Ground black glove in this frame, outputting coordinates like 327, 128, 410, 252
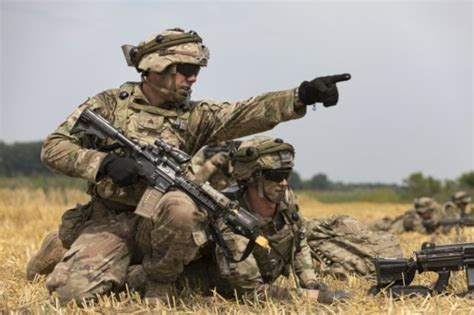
298, 73, 351, 107
98, 154, 140, 187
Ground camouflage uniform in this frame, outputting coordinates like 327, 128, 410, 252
188, 141, 238, 191
443, 191, 472, 218
41, 30, 306, 304
370, 197, 444, 234
179, 137, 324, 301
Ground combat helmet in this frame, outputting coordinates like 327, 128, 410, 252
121, 28, 209, 104
413, 197, 438, 214
122, 28, 209, 73
232, 136, 294, 199
451, 191, 471, 205
232, 137, 294, 180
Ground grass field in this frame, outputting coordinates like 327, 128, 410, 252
1, 188, 474, 314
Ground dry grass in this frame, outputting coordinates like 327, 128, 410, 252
1, 188, 474, 314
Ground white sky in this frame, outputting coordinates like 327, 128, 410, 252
1, 0, 472, 183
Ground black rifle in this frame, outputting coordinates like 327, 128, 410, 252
369, 242, 474, 297
71, 108, 269, 261
423, 215, 474, 232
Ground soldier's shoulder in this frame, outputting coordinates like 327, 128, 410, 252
190, 100, 232, 112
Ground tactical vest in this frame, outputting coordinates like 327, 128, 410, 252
90, 82, 192, 207
223, 186, 305, 283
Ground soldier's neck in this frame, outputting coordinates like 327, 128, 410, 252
246, 186, 277, 218
141, 82, 173, 110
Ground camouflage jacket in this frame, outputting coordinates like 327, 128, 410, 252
214, 188, 316, 299
41, 82, 305, 206
188, 149, 233, 191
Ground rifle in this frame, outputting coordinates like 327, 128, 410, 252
71, 108, 269, 262
369, 241, 474, 298
422, 215, 474, 232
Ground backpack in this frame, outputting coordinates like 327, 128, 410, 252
305, 215, 403, 278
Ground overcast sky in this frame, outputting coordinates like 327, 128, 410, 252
1, 1, 472, 183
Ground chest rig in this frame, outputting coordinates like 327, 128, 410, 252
91, 82, 192, 206
223, 186, 305, 284
253, 199, 306, 283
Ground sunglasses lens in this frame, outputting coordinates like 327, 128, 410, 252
176, 63, 200, 77
263, 169, 291, 182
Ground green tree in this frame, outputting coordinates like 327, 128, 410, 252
288, 171, 303, 190
402, 172, 441, 198
458, 171, 474, 188
307, 173, 331, 190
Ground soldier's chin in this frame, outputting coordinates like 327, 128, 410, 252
178, 88, 192, 97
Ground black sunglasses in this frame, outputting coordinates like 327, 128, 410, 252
176, 63, 200, 77
262, 169, 292, 183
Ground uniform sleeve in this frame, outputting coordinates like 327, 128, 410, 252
40, 91, 116, 183
215, 226, 303, 300
294, 236, 318, 287
285, 190, 317, 287
187, 89, 306, 151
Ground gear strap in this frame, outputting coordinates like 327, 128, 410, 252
209, 220, 257, 263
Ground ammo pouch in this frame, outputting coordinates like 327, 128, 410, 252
58, 202, 93, 249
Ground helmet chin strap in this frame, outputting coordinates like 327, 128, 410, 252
255, 170, 276, 203
141, 65, 188, 106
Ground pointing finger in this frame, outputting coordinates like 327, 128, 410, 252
328, 73, 351, 84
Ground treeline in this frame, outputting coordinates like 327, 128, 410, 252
1, 141, 473, 202
289, 170, 474, 202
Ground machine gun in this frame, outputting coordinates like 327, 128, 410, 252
369, 242, 474, 297
71, 108, 269, 262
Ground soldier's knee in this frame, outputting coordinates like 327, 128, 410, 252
156, 191, 205, 227
47, 266, 113, 304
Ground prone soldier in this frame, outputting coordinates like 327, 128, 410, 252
370, 197, 444, 234
38, 27, 351, 304
443, 191, 472, 219
179, 136, 350, 304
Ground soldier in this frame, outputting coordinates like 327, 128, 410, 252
179, 136, 349, 304
443, 191, 472, 218
40, 28, 351, 304
369, 197, 443, 234
25, 141, 239, 282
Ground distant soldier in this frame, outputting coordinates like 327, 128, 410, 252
370, 197, 444, 234
443, 191, 472, 219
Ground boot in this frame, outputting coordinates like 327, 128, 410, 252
144, 279, 177, 305
26, 231, 67, 281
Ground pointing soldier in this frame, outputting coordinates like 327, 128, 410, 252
40, 27, 351, 304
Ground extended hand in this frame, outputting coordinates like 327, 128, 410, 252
298, 73, 351, 107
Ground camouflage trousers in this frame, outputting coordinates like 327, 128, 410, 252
46, 199, 141, 304
47, 191, 208, 304
135, 191, 208, 284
